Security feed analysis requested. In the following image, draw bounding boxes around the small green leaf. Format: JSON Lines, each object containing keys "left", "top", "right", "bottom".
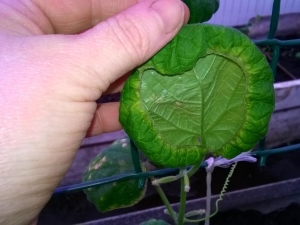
{"left": 182, "top": 0, "right": 219, "bottom": 24}
{"left": 120, "top": 24, "right": 274, "bottom": 168}
{"left": 82, "top": 137, "right": 147, "bottom": 212}
{"left": 140, "top": 219, "right": 171, "bottom": 225}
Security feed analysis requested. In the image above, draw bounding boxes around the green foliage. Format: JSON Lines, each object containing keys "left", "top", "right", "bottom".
{"left": 120, "top": 24, "right": 274, "bottom": 168}
{"left": 182, "top": 0, "right": 219, "bottom": 24}
{"left": 82, "top": 137, "right": 147, "bottom": 212}
{"left": 140, "top": 219, "right": 171, "bottom": 225}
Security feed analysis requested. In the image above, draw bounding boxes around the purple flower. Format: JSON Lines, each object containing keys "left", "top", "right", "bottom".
{"left": 205, "top": 152, "right": 257, "bottom": 172}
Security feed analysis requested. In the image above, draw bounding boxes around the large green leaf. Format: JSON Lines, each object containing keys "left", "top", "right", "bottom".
{"left": 120, "top": 24, "right": 274, "bottom": 168}
{"left": 82, "top": 137, "right": 147, "bottom": 212}
{"left": 182, "top": 0, "right": 219, "bottom": 24}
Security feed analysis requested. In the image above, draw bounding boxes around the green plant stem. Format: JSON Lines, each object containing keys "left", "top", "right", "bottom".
{"left": 150, "top": 177, "right": 177, "bottom": 224}
{"left": 187, "top": 158, "right": 204, "bottom": 177}
{"left": 187, "top": 163, "right": 200, "bottom": 177}
{"left": 178, "top": 170, "right": 188, "bottom": 225}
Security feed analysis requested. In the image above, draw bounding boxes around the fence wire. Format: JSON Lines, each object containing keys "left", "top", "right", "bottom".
{"left": 54, "top": 0, "right": 300, "bottom": 196}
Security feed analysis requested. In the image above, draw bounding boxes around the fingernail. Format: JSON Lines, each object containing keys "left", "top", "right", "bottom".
{"left": 150, "top": 0, "right": 184, "bottom": 34}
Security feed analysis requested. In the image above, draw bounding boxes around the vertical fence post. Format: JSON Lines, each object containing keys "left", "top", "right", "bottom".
{"left": 258, "top": 0, "right": 281, "bottom": 166}
{"left": 130, "top": 139, "right": 146, "bottom": 189}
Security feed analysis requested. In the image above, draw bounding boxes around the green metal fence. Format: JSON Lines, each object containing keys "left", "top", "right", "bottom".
{"left": 54, "top": 0, "right": 300, "bottom": 196}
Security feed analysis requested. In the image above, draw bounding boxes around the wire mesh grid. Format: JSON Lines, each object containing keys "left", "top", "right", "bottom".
{"left": 54, "top": 0, "right": 300, "bottom": 196}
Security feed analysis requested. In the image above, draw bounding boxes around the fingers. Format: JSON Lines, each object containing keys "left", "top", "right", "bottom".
{"left": 86, "top": 102, "right": 122, "bottom": 136}
{"left": 64, "top": 0, "right": 188, "bottom": 99}
{"left": 4, "top": 0, "right": 187, "bottom": 103}
{"left": 32, "top": 0, "right": 139, "bottom": 34}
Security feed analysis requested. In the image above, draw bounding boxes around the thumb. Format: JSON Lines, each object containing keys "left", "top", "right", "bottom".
{"left": 62, "top": 0, "right": 188, "bottom": 99}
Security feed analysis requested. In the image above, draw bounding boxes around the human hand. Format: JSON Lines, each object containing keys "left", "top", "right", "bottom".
{"left": 0, "top": 0, "right": 188, "bottom": 224}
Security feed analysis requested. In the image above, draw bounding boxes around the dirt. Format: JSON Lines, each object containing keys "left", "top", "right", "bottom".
{"left": 262, "top": 33, "right": 300, "bottom": 83}
{"left": 209, "top": 203, "right": 300, "bottom": 225}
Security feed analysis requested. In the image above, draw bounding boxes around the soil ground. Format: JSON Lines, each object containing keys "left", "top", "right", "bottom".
{"left": 263, "top": 33, "right": 300, "bottom": 83}
{"left": 209, "top": 203, "right": 300, "bottom": 225}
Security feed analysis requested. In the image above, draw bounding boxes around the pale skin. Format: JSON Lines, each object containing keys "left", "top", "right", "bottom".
{"left": 0, "top": 0, "right": 189, "bottom": 224}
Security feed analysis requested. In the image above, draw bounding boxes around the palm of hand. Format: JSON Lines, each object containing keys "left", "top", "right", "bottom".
{"left": 0, "top": 0, "right": 187, "bottom": 223}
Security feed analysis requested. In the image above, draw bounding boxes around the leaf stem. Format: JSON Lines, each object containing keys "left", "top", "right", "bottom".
{"left": 150, "top": 177, "right": 177, "bottom": 224}
{"left": 178, "top": 169, "right": 188, "bottom": 225}
{"left": 187, "top": 164, "right": 200, "bottom": 177}
{"left": 187, "top": 157, "right": 205, "bottom": 177}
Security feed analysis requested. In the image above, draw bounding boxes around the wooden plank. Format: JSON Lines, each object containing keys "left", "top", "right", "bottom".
{"left": 266, "top": 80, "right": 300, "bottom": 148}
{"left": 248, "top": 13, "right": 300, "bottom": 39}
{"left": 208, "top": 0, "right": 300, "bottom": 27}
{"left": 266, "top": 106, "right": 300, "bottom": 148}
{"left": 274, "top": 80, "right": 300, "bottom": 111}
